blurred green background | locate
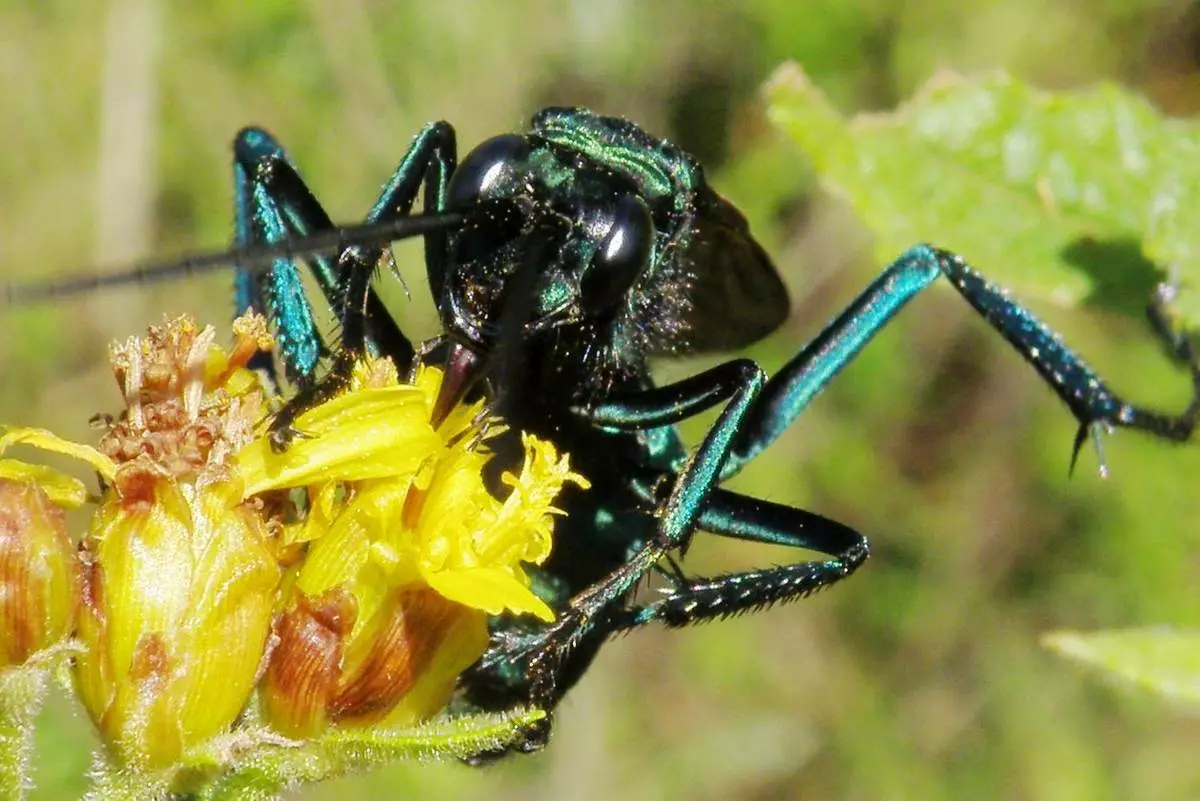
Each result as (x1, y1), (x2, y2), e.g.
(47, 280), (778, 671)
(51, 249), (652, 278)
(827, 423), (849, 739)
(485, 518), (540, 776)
(2, 1), (1199, 799)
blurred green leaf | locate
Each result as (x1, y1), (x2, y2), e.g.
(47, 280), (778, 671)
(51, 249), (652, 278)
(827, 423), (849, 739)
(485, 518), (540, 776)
(765, 63), (1200, 322)
(1043, 628), (1200, 707)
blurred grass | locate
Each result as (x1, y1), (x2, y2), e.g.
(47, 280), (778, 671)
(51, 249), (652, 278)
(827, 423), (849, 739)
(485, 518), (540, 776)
(1, 1), (1199, 799)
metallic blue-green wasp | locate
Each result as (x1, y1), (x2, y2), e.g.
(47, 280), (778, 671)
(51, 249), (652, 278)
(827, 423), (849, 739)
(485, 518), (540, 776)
(10, 107), (1199, 757)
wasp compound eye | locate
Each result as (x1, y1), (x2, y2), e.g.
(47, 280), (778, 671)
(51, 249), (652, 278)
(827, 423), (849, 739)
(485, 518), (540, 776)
(581, 194), (654, 316)
(448, 133), (530, 209)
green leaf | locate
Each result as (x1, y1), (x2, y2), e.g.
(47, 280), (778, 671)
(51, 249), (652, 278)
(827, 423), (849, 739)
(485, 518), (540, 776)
(765, 63), (1200, 322)
(1042, 628), (1200, 707)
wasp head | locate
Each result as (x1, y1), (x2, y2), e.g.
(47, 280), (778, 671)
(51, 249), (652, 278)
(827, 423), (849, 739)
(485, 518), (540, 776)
(431, 133), (660, 421)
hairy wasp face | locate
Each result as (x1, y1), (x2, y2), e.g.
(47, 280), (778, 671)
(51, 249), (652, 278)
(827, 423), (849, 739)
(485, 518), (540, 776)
(441, 133), (657, 351)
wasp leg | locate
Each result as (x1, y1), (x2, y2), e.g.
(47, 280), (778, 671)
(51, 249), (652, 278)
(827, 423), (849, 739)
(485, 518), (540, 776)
(614, 489), (868, 630)
(720, 244), (1200, 479)
(233, 123), (458, 449)
(507, 360), (777, 702)
(1145, 280), (1200, 405)
(480, 486), (868, 736)
(491, 244), (1200, 716)
(468, 354), (866, 753)
(233, 128), (330, 386)
(364, 121), (457, 306)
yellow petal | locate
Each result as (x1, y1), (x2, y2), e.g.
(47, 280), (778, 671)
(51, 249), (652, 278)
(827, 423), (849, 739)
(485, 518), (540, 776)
(416, 448), (494, 569)
(0, 426), (117, 482)
(283, 482), (342, 546)
(237, 387), (441, 495)
(86, 482), (196, 680)
(425, 567), (554, 622)
(0, 459), (89, 507)
(174, 486), (281, 741)
(295, 480), (409, 601)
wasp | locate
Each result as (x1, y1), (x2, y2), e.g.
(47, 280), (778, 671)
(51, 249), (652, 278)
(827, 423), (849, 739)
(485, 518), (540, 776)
(9, 107), (1198, 757)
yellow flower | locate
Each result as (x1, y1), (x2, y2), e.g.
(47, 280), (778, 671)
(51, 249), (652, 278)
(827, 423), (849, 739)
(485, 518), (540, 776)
(71, 314), (281, 769)
(0, 311), (588, 766)
(255, 360), (588, 736)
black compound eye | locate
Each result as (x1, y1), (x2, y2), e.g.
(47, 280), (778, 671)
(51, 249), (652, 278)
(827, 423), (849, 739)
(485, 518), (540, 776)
(447, 134), (530, 209)
(581, 195), (655, 315)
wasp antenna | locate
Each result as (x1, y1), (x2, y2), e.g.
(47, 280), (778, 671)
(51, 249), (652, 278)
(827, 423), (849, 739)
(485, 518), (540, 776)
(3, 211), (465, 307)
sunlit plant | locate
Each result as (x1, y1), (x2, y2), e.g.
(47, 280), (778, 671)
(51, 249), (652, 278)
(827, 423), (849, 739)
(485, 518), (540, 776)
(0, 313), (585, 799)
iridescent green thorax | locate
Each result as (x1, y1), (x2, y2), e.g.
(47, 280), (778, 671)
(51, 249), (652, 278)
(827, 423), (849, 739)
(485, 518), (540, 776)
(532, 108), (702, 215)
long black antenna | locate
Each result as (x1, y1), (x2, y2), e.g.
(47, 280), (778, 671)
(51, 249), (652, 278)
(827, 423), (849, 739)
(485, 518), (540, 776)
(3, 210), (465, 305)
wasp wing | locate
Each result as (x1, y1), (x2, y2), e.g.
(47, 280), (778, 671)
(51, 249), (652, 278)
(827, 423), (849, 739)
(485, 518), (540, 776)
(647, 190), (789, 355)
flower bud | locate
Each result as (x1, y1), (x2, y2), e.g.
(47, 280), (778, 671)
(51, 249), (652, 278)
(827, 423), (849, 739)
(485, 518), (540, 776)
(74, 480), (280, 768)
(0, 477), (79, 667)
(71, 314), (282, 768)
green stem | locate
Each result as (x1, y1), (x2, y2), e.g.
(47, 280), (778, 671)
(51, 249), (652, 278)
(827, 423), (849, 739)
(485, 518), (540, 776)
(0, 663), (48, 801)
(188, 708), (548, 800)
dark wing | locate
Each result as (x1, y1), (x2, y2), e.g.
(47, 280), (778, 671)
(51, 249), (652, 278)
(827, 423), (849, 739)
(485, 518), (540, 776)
(648, 189), (789, 355)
